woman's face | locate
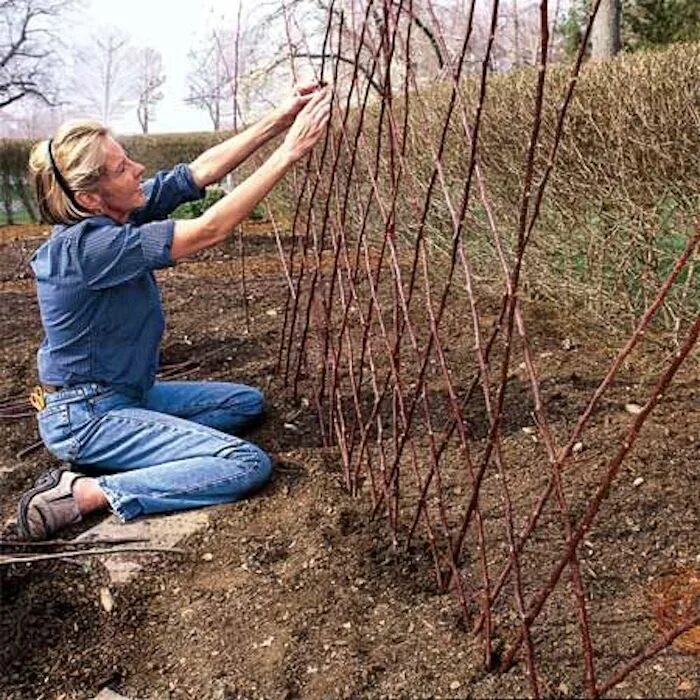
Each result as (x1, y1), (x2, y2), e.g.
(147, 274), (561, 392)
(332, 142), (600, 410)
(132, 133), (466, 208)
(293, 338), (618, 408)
(92, 136), (146, 222)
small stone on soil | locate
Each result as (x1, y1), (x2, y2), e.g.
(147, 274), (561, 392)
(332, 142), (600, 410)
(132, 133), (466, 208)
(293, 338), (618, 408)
(100, 587), (114, 613)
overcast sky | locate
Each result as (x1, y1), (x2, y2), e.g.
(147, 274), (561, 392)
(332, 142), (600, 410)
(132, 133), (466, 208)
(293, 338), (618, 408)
(79, 0), (245, 134)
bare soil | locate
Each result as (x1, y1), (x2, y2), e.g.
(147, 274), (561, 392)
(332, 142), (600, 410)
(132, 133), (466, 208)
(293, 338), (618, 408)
(0, 222), (698, 699)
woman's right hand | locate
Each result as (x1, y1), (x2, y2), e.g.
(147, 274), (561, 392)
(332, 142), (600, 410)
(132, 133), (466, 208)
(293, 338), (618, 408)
(280, 86), (332, 163)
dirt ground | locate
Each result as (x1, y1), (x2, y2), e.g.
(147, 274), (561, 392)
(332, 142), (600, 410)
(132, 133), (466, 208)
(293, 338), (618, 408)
(0, 222), (698, 700)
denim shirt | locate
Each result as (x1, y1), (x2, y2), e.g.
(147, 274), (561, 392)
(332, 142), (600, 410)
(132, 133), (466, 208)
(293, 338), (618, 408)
(30, 164), (204, 398)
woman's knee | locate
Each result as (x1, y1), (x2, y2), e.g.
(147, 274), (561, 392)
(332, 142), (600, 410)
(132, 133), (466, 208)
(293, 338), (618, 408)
(239, 386), (265, 418)
(254, 447), (273, 485)
(222, 440), (272, 490)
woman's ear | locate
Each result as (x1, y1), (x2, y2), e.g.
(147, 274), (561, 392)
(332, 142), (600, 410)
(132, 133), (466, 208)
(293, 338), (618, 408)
(75, 190), (103, 214)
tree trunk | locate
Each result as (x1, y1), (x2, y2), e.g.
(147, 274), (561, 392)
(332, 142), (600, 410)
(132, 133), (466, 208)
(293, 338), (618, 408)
(1, 171), (14, 225)
(16, 178), (38, 223)
(591, 0), (621, 59)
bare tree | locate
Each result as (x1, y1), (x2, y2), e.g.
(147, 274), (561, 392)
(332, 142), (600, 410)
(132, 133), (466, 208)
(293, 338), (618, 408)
(0, 0), (73, 110)
(135, 47), (165, 134)
(71, 28), (137, 124)
(185, 33), (232, 131)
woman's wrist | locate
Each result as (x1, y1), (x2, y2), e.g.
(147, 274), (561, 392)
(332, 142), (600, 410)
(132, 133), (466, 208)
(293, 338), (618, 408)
(274, 142), (298, 169)
(268, 106), (292, 134)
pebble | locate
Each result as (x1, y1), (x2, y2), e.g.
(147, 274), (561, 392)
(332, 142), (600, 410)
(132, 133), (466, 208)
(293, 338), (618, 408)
(449, 680), (461, 691)
(633, 476), (645, 488)
(572, 441), (584, 454)
(625, 402), (643, 415)
(202, 552), (214, 561)
(99, 587), (114, 614)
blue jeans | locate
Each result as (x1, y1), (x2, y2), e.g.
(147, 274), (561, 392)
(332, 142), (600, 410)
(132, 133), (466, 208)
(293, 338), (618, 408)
(36, 381), (272, 521)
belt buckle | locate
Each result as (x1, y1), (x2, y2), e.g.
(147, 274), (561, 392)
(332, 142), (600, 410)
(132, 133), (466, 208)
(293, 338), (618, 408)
(29, 386), (46, 411)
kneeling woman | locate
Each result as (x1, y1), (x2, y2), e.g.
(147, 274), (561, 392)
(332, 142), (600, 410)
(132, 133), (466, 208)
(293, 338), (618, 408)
(17, 85), (332, 540)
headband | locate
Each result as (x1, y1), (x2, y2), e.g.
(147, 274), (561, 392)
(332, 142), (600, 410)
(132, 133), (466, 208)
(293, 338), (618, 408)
(47, 139), (80, 208)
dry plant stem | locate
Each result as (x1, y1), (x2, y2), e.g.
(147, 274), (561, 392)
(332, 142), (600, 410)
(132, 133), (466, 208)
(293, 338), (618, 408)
(275, 0), (322, 373)
(266, 203), (296, 295)
(0, 537), (149, 548)
(371, 49), (505, 656)
(327, 0), (498, 641)
(237, 225), (250, 334)
(0, 545), (186, 566)
(0, 412), (34, 420)
(372, 0), (551, 686)
(477, 225), (700, 636)
(465, 8), (551, 692)
(302, 4), (383, 436)
(279, 0), (337, 372)
(452, 2), (603, 686)
(326, 36), (412, 488)
(448, 0), (605, 580)
(16, 440), (43, 459)
(276, 1), (698, 693)
(375, 49), (495, 650)
(442, 28), (597, 694)
(499, 311), (700, 673)
(371, 0), (489, 522)
(378, 8), (460, 592)
(597, 613), (700, 695)
(0, 399), (32, 411)
(406, 0), (504, 662)
(392, 0), (497, 640)
(0, 392), (33, 407)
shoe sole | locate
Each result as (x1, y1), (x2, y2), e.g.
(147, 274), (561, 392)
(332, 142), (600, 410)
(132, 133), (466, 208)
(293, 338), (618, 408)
(16, 467), (68, 541)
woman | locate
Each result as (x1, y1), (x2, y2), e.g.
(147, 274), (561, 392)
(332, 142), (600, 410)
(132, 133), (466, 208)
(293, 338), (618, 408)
(16, 83), (332, 541)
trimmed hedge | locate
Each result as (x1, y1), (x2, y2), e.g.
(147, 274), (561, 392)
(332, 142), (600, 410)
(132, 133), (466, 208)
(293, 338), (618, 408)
(1, 42), (698, 332)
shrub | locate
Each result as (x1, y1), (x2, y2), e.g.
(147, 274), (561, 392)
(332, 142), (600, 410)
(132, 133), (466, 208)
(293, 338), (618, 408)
(1, 43), (697, 334)
(306, 41), (700, 335)
(171, 186), (226, 219)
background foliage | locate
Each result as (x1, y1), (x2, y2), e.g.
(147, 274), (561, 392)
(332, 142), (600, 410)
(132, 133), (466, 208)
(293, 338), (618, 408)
(1, 41), (698, 333)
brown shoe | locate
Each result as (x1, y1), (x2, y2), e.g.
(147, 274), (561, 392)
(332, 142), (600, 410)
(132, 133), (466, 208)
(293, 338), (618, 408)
(17, 466), (84, 540)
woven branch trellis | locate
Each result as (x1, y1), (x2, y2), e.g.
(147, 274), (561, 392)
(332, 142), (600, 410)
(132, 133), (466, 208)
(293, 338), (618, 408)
(275, 1), (699, 696)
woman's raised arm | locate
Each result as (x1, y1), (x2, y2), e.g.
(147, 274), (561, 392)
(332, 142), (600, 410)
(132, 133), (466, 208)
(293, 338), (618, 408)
(188, 83), (326, 188)
(172, 86), (332, 261)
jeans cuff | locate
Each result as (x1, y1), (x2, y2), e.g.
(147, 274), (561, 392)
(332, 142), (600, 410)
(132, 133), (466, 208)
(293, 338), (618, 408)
(97, 477), (141, 522)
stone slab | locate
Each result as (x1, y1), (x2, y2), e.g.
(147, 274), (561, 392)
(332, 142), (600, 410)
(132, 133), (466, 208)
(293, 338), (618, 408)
(92, 689), (132, 700)
(76, 510), (209, 585)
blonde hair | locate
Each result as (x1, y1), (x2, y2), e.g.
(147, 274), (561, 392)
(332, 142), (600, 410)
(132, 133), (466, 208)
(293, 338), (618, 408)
(29, 120), (111, 224)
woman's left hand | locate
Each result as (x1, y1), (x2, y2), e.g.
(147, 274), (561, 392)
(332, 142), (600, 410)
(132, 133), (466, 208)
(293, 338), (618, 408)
(275, 83), (327, 129)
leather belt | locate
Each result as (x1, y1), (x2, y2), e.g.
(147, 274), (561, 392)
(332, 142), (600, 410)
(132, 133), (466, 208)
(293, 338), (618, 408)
(41, 384), (63, 393)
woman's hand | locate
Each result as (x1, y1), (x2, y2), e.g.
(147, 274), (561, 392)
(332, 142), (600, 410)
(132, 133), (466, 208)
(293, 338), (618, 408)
(280, 86), (332, 163)
(274, 82), (327, 130)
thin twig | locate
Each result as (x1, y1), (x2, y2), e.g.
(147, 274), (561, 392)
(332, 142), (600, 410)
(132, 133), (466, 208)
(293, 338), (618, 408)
(0, 545), (186, 566)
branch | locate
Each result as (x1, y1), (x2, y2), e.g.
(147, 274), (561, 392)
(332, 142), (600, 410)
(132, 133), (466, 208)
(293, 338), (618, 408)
(0, 85), (52, 109)
(291, 51), (384, 95)
(0, 545), (186, 566)
(396, 3), (444, 68)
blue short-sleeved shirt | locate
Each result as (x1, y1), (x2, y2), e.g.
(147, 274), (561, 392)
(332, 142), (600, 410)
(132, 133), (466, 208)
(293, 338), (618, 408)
(30, 163), (205, 398)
